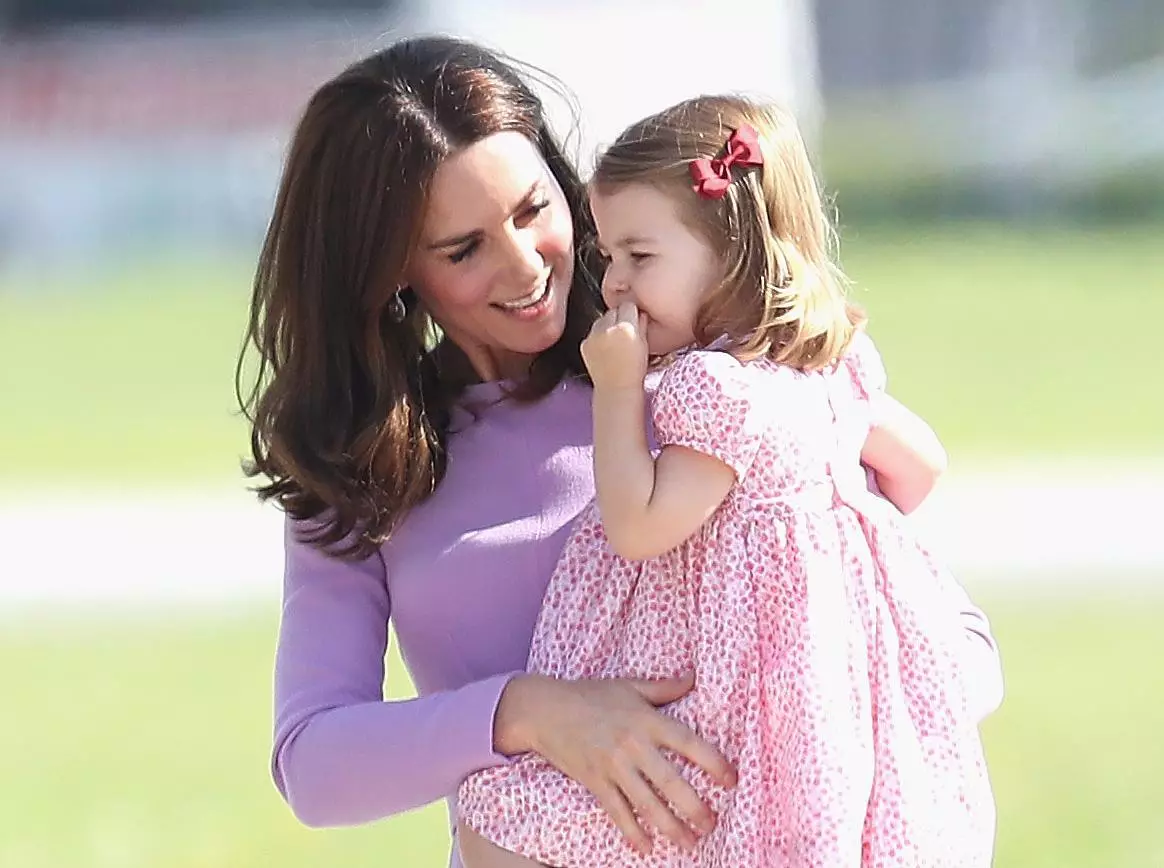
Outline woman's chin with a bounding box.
[492,319,568,372]
[525,321,568,356]
[521,295,570,353]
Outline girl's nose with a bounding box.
[601,271,627,309]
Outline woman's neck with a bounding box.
[434,340,533,388]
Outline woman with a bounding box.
[237,36,1003,867]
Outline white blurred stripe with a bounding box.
[908,461,1164,586]
[0,488,285,610]
[0,462,1161,609]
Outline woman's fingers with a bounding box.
[590,779,651,854]
[523,676,735,856]
[656,715,738,789]
[620,673,735,811]
[615,766,698,853]
[637,747,717,836]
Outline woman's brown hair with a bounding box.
[236,36,603,559]
[592,95,863,369]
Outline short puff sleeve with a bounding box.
[650,350,765,479]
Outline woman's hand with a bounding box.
[493,672,737,854]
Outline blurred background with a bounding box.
[1,1,1161,866]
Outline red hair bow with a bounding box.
[689,124,764,199]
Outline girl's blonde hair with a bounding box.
[592,95,864,370]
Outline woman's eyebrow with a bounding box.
[428,228,480,251]
[427,181,542,250]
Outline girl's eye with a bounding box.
[448,240,480,264]
[526,199,550,218]
[629,252,652,263]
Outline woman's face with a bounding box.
[406,131,575,382]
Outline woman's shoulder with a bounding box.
[451,375,593,432]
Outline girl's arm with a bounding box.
[580,304,759,563]
[860,393,948,514]
[593,385,736,561]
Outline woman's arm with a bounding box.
[272,518,520,827]
[865,454,1004,721]
[946,584,1006,722]
[276,517,736,844]
[860,393,948,514]
[593,385,736,561]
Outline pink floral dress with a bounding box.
[458,334,995,867]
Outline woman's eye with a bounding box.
[448,240,480,264]
[629,252,651,263]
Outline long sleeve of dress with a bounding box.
[852,333,1004,724]
[950,586,1005,722]
[271,518,519,828]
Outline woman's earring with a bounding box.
[388,287,407,323]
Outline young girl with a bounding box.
[456,95,996,867]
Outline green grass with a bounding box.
[0,260,255,488]
[2,594,1162,868]
[981,593,1164,867]
[0,611,449,868]
[838,223,1164,456]
[1,224,1161,487]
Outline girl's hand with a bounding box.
[493,672,736,854]
[581,302,649,391]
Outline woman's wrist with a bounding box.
[492,673,549,757]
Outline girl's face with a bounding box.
[406,132,575,382]
[590,182,723,356]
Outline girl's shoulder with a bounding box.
[658,347,807,412]
[658,347,756,399]
[839,330,886,392]
[662,345,765,382]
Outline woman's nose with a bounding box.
[503,226,545,284]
